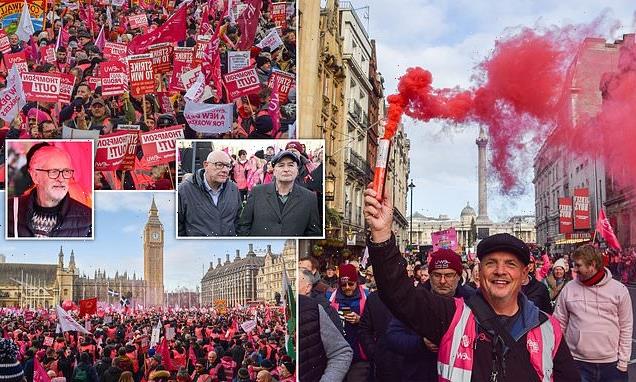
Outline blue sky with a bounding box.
[346,0,635,221]
[0,192,287,290]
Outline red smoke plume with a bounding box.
[384,15,629,194]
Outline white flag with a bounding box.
[184,72,206,103]
[0,67,26,123]
[56,306,90,334]
[16,1,35,42]
[240,319,257,333]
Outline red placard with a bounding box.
[3,51,28,72]
[271,2,287,30]
[103,42,127,60]
[573,188,591,230]
[267,70,295,104]
[58,73,76,104]
[148,42,173,74]
[140,125,184,166]
[40,46,56,64]
[128,14,149,29]
[169,47,194,91]
[95,131,137,171]
[86,76,102,91]
[21,72,61,103]
[222,65,260,100]
[558,197,573,234]
[100,61,128,96]
[0,30,11,54]
[192,35,211,67]
[157,91,174,113]
[127,54,155,96]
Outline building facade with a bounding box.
[200,244,265,308]
[256,240,297,303]
[533,37,620,251]
[0,199,165,308]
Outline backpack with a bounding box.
[73,367,89,382]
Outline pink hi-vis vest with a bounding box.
[437,298,562,382]
[328,285,368,361]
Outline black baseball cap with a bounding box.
[271,150,300,166]
[477,233,530,265]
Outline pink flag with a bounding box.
[188,345,197,365]
[95,26,106,51]
[236,0,262,50]
[268,81,281,137]
[126,3,188,54]
[34,358,51,382]
[157,337,175,371]
[596,208,621,250]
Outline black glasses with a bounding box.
[211,162,232,169]
[35,168,74,179]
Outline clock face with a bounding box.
[151,232,160,241]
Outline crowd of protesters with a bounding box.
[299,234,634,381]
[0,0,297,190]
[0,304,295,382]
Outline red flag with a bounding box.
[34,357,51,382]
[79,297,98,317]
[126,3,188,54]
[236,0,262,50]
[157,337,175,371]
[268,80,281,137]
[596,209,621,250]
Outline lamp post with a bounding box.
[325,172,336,201]
[408,180,416,248]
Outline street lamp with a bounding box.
[408,180,416,247]
[325,172,336,201]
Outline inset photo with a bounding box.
[177,139,325,238]
[5,140,94,239]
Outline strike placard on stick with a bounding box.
[256,28,284,51]
[192,35,212,67]
[128,14,149,29]
[103,42,127,60]
[127,54,155,96]
[267,70,295,104]
[58,73,75,104]
[184,102,233,134]
[0,30,10,54]
[140,125,184,166]
[95,131,137,171]
[21,72,61,103]
[3,52,28,73]
[227,51,250,73]
[222,65,260,100]
[170,47,194,91]
[100,61,128,97]
[270,2,287,30]
[148,42,173,74]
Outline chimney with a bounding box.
[225,253,230,264]
[217,258,222,266]
[249,243,254,252]
[235,249,240,259]
[267,245,271,254]
[209,261,214,269]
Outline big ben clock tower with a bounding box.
[143,196,164,306]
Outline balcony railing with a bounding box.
[345,148,372,181]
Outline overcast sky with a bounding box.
[0,192,287,290]
[346,0,635,221]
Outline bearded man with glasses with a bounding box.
[8,145,92,238]
[178,150,242,237]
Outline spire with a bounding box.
[147,195,162,225]
[58,246,64,267]
[476,127,491,224]
[69,250,76,270]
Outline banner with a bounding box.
[127,54,155,96]
[0,29,10,54]
[573,188,591,230]
[103,42,127,60]
[21,72,61,103]
[33,358,51,382]
[227,51,250,73]
[256,28,284,51]
[128,14,148,29]
[558,197,574,234]
[170,47,194,91]
[58,73,75,104]
[267,70,295,104]
[0,67,26,123]
[79,297,98,317]
[95,131,137,171]
[270,2,287,30]
[148,42,173,74]
[100,61,128,97]
[62,126,101,140]
[222,65,260,100]
[3,51,28,72]
[126,2,187,54]
[1,1,44,35]
[431,228,459,251]
[184,102,233,134]
[140,125,184,166]
[596,208,621,250]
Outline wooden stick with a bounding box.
[167,165,174,188]
[121,170,126,189]
[143,96,148,125]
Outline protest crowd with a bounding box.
[298,188,634,382]
[0,302,296,382]
[0,0,297,190]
